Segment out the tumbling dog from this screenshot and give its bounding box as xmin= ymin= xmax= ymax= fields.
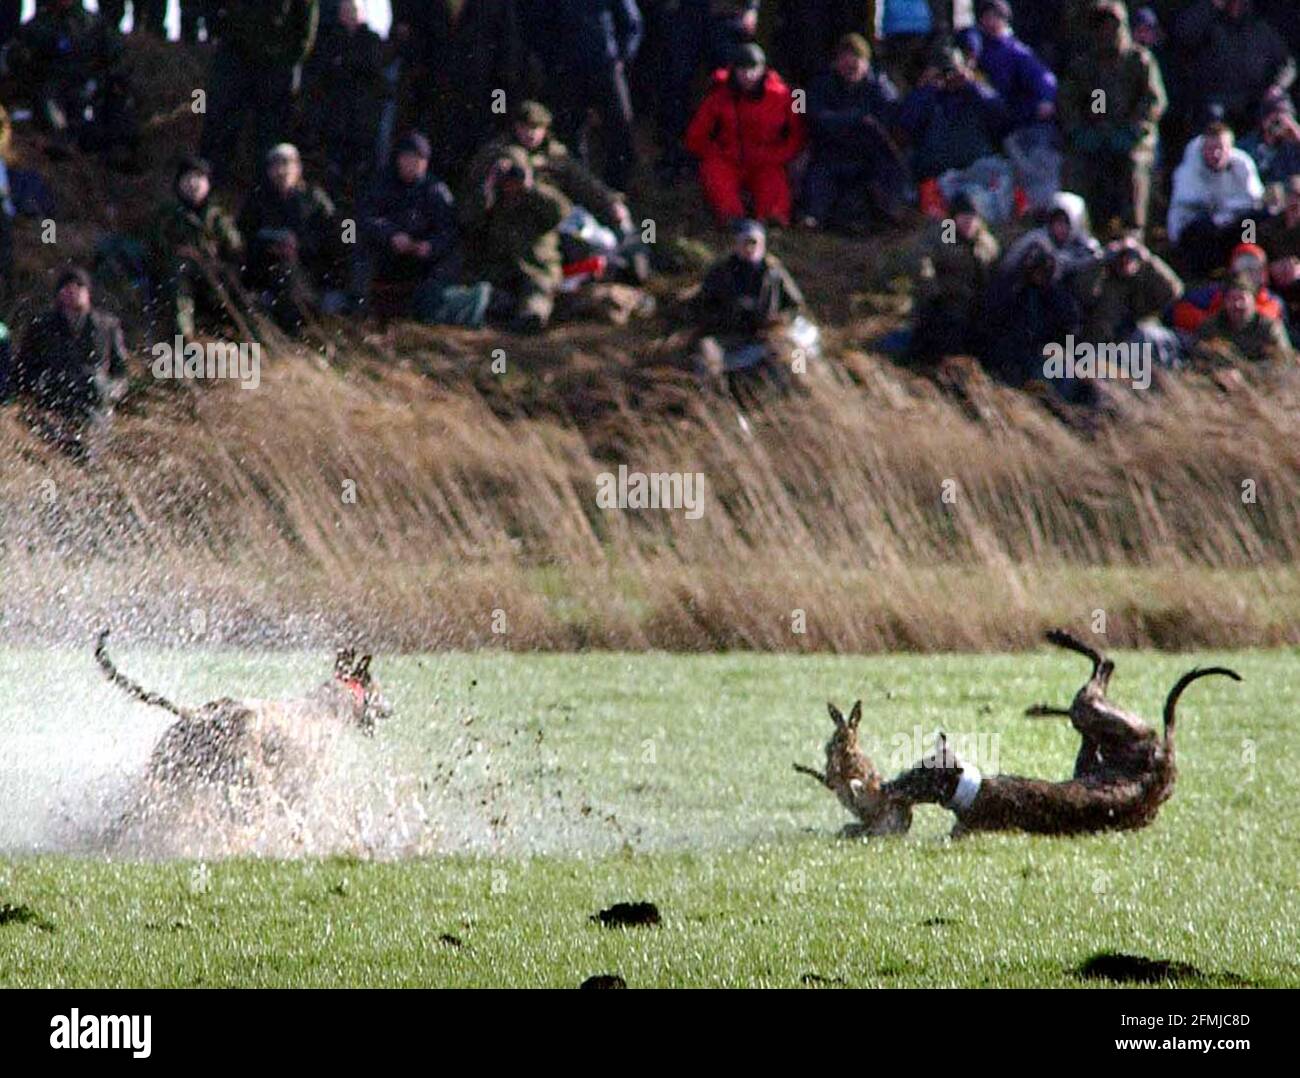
xmin=885 ymin=663 xmax=1240 ymax=837
xmin=95 ymin=629 xmax=390 ymax=807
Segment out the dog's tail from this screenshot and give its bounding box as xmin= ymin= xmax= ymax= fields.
xmin=95 ymin=629 xmax=191 ymax=720
xmin=1162 ymin=666 xmax=1242 ymax=752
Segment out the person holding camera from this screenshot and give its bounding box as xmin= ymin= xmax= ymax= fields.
xmin=1240 ymin=87 xmax=1300 ymax=187
xmin=898 ymin=45 xmax=1012 ymax=223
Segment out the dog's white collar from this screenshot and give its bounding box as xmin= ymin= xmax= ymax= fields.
xmin=947 ymin=765 xmax=983 ymax=813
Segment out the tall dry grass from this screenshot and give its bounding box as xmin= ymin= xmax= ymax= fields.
xmin=3 ymin=329 xmax=1298 ymax=652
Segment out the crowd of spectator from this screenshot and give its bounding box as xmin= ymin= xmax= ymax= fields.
xmin=0 ymin=0 xmax=1298 ymax=459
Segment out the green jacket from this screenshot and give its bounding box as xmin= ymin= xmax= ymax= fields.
xmin=464 ymin=133 xmax=622 ymax=228
xmin=1195 ymin=310 xmax=1295 ymax=365
xmin=914 ymin=218 xmax=1001 ymax=312
xmin=478 ymin=181 xmax=572 ymax=293
xmin=213 ymin=0 xmax=319 ymax=67
xmin=1059 ymin=17 xmax=1166 ymax=161
xmin=148 ymin=197 xmax=244 ymax=277
xmin=1075 ymin=252 xmax=1183 ymax=343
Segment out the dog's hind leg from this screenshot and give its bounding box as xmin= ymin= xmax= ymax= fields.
xmin=1045 ymin=628 xmax=1107 ymax=677
xmin=1025 ymin=705 xmax=1074 ymax=718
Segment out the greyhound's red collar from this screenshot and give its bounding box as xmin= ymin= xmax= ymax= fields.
xmin=339 ymin=677 xmax=367 ymax=706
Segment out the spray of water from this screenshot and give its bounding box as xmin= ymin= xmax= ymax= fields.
xmin=0 ymin=644 xmax=630 ymax=861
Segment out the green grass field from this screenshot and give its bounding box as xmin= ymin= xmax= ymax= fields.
xmin=1 ymin=647 xmax=1296 ymax=987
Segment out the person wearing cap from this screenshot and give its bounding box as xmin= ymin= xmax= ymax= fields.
xmin=237 ymin=144 xmax=346 ymax=332
xmin=692 ymin=218 xmax=806 ymax=383
xmin=801 ymin=32 xmax=906 ymax=232
xmin=147 ymin=155 xmax=244 ymax=339
xmin=357 ymin=132 xmax=487 ymax=324
xmin=9 ymin=267 xmax=128 ymax=458
xmin=199 ymin=1 xmax=320 ymax=183
xmin=1171 ymin=241 xmax=1285 ymax=336
xmin=10 ymin=0 xmax=125 ymax=147
xmin=1074 ymin=236 xmax=1184 ymax=368
xmin=472 ymin=150 xmax=572 ymax=333
xmin=543 ymin=0 xmax=643 ymax=191
xmin=1174 ymin=0 xmax=1295 ymax=138
xmin=303 ymin=0 xmax=388 ymax=203
xmin=967 ymin=0 xmax=1061 ymax=212
xmin=684 ymin=42 xmax=807 ymax=228
xmin=1194 ymin=271 xmax=1294 ymax=364
xmin=1239 ymin=88 xmax=1300 ymax=187
xmin=1168 ymin=120 xmax=1264 ymax=276
xmin=1058 ymin=2 xmax=1166 ymax=238
xmin=389 ymin=0 xmax=522 ymax=182
xmin=909 ymin=190 xmax=1001 ymax=366
xmin=650 ymin=1 xmax=760 ymax=180
xmin=464 ymin=100 xmax=632 ymax=237
xmin=898 ymin=44 xmax=1014 ymax=223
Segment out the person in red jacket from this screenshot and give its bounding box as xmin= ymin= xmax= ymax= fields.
xmin=684 ymin=43 xmax=806 ymax=227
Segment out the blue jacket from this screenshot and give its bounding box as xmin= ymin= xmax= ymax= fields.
xmin=900 ymin=80 xmax=1010 ymax=178
xmin=548 ymin=0 xmax=643 ymax=67
xmin=807 ymin=68 xmax=900 ymax=164
xmin=973 ymin=29 xmax=1056 ymax=130
xmin=879 ymin=0 xmax=932 ymax=37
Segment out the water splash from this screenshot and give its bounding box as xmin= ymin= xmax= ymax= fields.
xmin=0 ymin=646 xmax=630 ymax=861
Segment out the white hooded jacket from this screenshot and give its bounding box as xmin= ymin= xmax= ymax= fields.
xmin=1167 ymin=135 xmax=1264 ymax=244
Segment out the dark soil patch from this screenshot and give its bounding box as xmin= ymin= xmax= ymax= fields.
xmin=800 ymin=972 xmax=846 ymax=987
xmin=1075 ymin=952 xmax=1209 ymax=984
xmin=580 ymin=974 xmax=628 ymax=989
xmin=592 ymin=901 xmax=661 ymax=927
xmin=0 ymin=903 xmax=55 ymax=932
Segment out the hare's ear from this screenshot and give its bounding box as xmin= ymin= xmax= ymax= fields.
xmin=933 ymin=732 xmax=948 ymax=757
xmin=828 ymin=702 xmax=845 ymax=728
xmin=848 ymin=701 xmax=862 ymax=729
xmin=355 ymin=655 xmax=372 ymax=683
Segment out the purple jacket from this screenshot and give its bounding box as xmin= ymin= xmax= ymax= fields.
xmin=975 ymin=28 xmax=1056 ymax=130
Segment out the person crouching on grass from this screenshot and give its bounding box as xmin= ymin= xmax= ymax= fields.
xmin=3 ymin=266 xmax=127 ymax=461
xmin=692 ymin=218 xmax=808 ymax=390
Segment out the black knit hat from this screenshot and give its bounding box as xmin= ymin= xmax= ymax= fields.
xmin=175 ymin=154 xmax=211 ymax=184
xmin=949 ymin=191 xmax=979 ymax=216
xmin=55 ymin=265 xmax=92 ymax=292
xmin=394 ymin=131 xmax=432 ymax=160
